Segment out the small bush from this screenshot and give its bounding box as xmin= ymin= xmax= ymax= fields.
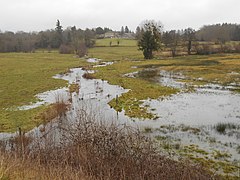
xmin=215 ymin=123 xmax=227 ymax=134
xmin=233 ymin=44 xmax=240 ymax=53
xmin=59 ymin=44 xmax=73 ymax=54
xmin=138 ymin=68 xmax=158 ymax=79
xmin=195 ymin=44 xmax=221 ymax=55
xmin=215 ymin=123 xmax=237 ymax=134
xmin=77 ymin=43 xmax=88 ymax=57
xmin=82 ymin=72 xmax=95 ymax=79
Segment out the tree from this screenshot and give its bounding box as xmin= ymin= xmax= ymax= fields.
xmin=96 ymin=27 xmax=104 ymax=35
xmin=183 ymin=28 xmax=195 ymax=55
xmin=55 ymin=19 xmax=63 ymax=34
xmin=53 ymin=19 xmax=63 ymax=48
xmin=120 ymin=26 xmax=124 ymax=35
xmin=233 ymin=26 xmax=240 ymax=41
xmin=135 ymin=26 xmax=141 ymax=40
xmin=162 ymin=30 xmax=181 ymax=57
xmin=84 ymin=28 xmax=95 ymax=48
xmin=125 ymin=26 xmax=129 ymax=33
xmin=138 ymin=20 xmax=162 ymax=59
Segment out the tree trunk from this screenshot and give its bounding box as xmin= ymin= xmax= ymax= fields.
xmin=187 ymin=40 xmax=192 ymax=55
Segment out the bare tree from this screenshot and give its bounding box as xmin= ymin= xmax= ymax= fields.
xmin=183 ymin=28 xmax=195 ymax=55
xmin=162 ymin=30 xmax=181 ymax=57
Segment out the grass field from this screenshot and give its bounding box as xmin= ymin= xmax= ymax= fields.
xmin=1 ymin=39 xmax=240 ymax=132
xmin=0 ymin=52 xmax=86 ymax=132
xmin=95 ymin=38 xmax=137 ymax=47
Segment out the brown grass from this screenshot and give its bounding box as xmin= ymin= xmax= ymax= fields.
xmin=35 ymin=102 xmax=68 ymax=124
xmin=0 ymin=108 xmax=217 ymax=180
xmin=82 ymin=72 xmax=95 ymax=79
xmin=69 ymin=83 xmax=80 ymax=94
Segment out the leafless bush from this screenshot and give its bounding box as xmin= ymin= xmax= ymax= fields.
xmin=35 ymin=95 xmax=69 ymax=125
xmin=0 ymin=108 xmax=215 ymax=179
xmin=138 ymin=68 xmax=159 ymax=79
xmin=59 ymin=44 xmax=73 ymax=54
xmin=233 ymin=44 xmax=240 ymax=53
xmin=195 ymin=44 xmax=221 ymax=55
xmin=77 ymin=42 xmax=88 ymax=57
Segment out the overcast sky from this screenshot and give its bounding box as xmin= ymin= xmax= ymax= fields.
xmin=0 ymin=0 xmax=239 ymax=32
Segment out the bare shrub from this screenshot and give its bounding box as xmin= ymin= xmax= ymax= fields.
xmin=0 ymin=108 xmax=215 ymax=179
xmin=195 ymin=44 xmax=215 ymax=55
xmin=36 ymin=103 xmax=68 ymax=124
xmin=59 ymin=44 xmax=73 ymax=54
xmin=221 ymin=45 xmax=234 ymax=53
xmin=138 ymin=68 xmax=159 ymax=79
xmin=82 ymin=72 xmax=95 ymax=79
xmin=77 ymin=42 xmax=88 ymax=57
xmin=233 ymin=44 xmax=240 ymax=53
xmin=36 ymin=95 xmax=69 ymax=124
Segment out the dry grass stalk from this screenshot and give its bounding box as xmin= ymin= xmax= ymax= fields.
xmin=0 ymin=108 xmax=216 ymax=179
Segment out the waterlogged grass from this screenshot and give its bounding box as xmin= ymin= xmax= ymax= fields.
xmin=93 ymin=61 xmax=177 ymax=119
xmin=159 ymin=54 xmax=240 ymax=87
xmin=89 ymin=42 xmax=240 ymax=119
xmin=69 ymin=83 xmax=80 ymax=94
xmin=154 ymin=135 xmax=240 ymax=178
xmin=0 ymin=52 xmax=85 ymax=132
xmin=1 ymin=39 xmax=240 ymax=131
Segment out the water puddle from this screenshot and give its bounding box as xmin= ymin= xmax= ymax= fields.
xmin=143 ymin=88 xmax=240 ymax=126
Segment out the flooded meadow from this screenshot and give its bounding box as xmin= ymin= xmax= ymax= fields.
xmin=1 ymin=57 xmax=240 ymax=177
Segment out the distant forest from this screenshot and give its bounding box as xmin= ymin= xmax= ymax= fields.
xmin=0 ymin=21 xmax=240 ymax=54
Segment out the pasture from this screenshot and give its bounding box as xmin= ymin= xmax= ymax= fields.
xmin=1 ymin=39 xmax=240 ymax=132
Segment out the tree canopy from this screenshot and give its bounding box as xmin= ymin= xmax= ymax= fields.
xmin=138 ymin=20 xmax=162 ymax=59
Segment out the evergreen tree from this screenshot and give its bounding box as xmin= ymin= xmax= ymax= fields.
xmin=54 ymin=19 xmax=63 ymax=48
xmin=121 ymin=26 xmax=124 ymax=35
xmin=125 ymin=26 xmax=129 ymax=33
xmin=138 ymin=20 xmax=162 ymax=59
xmin=55 ymin=19 xmax=63 ymax=34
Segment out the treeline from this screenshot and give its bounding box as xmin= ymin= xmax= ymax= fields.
xmin=136 ymin=21 xmax=240 ymax=59
xmin=196 ymin=23 xmax=240 ymax=42
xmin=0 ymin=20 xmax=112 ymax=56
xmin=1 ymin=21 xmax=240 ymax=56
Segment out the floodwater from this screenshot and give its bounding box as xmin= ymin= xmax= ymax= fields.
xmin=143 ymin=88 xmax=240 ymax=126
xmin=123 ymin=69 xmax=240 ymax=164
xmin=1 ymin=60 xmax=240 ymax=172
xmin=0 ymin=60 xmax=130 ymax=140
xmin=145 ymin=70 xmax=240 ymax=126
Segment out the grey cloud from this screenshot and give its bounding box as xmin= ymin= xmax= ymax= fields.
xmin=0 ymin=0 xmax=239 ymax=32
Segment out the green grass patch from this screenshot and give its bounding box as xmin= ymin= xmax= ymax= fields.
xmin=0 ymin=52 xmax=85 ymax=132
xmin=88 ymin=46 xmax=143 ymax=61
xmin=95 ymin=38 xmax=137 ymax=47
